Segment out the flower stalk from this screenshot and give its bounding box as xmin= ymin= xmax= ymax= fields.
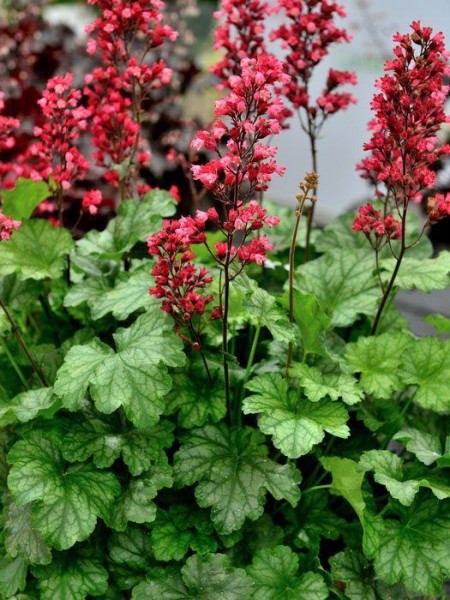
xmin=0 ymin=298 xmax=48 ymax=387
xmin=286 ymin=172 xmax=318 ymax=375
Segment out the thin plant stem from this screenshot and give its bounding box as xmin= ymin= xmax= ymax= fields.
xmin=237 ymin=323 xmax=262 ymax=427
xmin=0 ymin=337 xmax=30 ymax=390
xmin=371 ymin=206 xmax=407 ymax=335
xmin=189 ymin=325 xmax=213 ymax=385
xmin=0 ymin=299 xmax=48 ymax=387
xmin=222 ymin=247 xmax=231 ymax=418
xmin=304 ymin=132 xmax=318 ymax=262
xmin=286 ymin=195 xmax=307 ymax=376
xmin=302 ymin=483 xmax=332 ymax=496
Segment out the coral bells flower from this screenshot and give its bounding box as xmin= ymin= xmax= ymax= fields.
xmin=352 ymin=203 xmax=402 ymax=247
xmin=271 ymin=0 xmax=356 ymax=120
xmin=0 ymin=92 xmax=20 ymax=187
xmin=0 ymin=93 xmax=19 ymax=153
xmin=0 ymin=209 xmax=21 ymax=241
xmin=212 ymin=0 xmax=271 ymax=86
xmin=427 ymin=193 xmax=450 ymax=224
xmin=191 ymin=54 xmax=289 ymax=196
xmin=82 ymin=190 xmax=103 ymax=215
xmin=358 ymin=22 xmax=450 ymax=203
xmin=31 ymin=73 xmax=91 ymax=191
xmin=85 ymin=0 xmax=177 ymax=193
xmin=85 ymin=0 xmax=178 ymax=66
xmin=147 ymin=219 xmax=220 ymax=345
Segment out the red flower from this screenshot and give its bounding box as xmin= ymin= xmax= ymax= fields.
xmin=271 ymin=0 xmax=356 ymax=119
xmin=0 ymin=209 xmax=21 ymax=242
xmin=147 ymin=219 xmax=220 ymax=344
xmin=352 ymin=203 xmax=402 ymax=246
xmin=31 ymin=73 xmax=91 ymax=192
xmin=82 ymin=190 xmax=104 ymax=215
xmin=358 ymin=22 xmax=450 ymax=204
xmin=427 ymin=193 xmax=450 ymax=224
xmin=84 ymin=0 xmax=177 ymax=193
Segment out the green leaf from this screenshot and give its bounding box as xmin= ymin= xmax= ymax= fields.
xmin=315 ymin=210 xmax=432 ymax=260
xmin=321 ymin=456 xmax=366 ymax=520
xmin=0 ymin=388 xmax=58 ymax=426
xmin=63 ymin=417 xmax=173 ymax=476
xmin=109 ymin=479 xmax=158 ymax=531
xmin=108 ymin=526 xmax=153 ymax=571
xmin=243 ymin=287 xmax=297 ymax=343
xmin=244 ymin=373 xmax=350 ymax=458
xmin=423 ymin=313 xmax=450 ymax=336
xmin=400 ymin=337 xmax=450 ymax=413
xmin=359 ymin=449 xmax=450 ymax=505
xmin=264 ymin=200 xmax=319 ymax=253
xmin=247 ymin=545 xmax=328 ymax=600
xmin=280 ymin=289 xmax=330 ymax=358
xmin=4 ymin=500 xmax=52 ymax=565
xmin=0 ymin=219 xmax=74 ymax=280
xmin=359 ymin=451 xmax=418 ymax=506
xmin=393 ymin=428 xmax=445 ymax=466
xmin=0 ymin=557 xmax=27 ymax=598
xmin=165 ymin=372 xmax=225 ymax=429
xmin=329 ymin=549 xmax=376 ymax=600
xmin=293 ymin=492 xmax=346 ymax=555
xmin=151 ymin=505 xmax=217 ymax=562
xmin=1 ymin=178 xmax=50 ymax=220
xmin=7 ymin=433 xmax=120 ymax=550
xmin=345 ymin=332 xmax=412 ymax=399
xmin=290 ymin=363 xmax=363 ymax=405
xmin=383 ymin=251 xmax=450 ymax=292
xmin=63 ymin=276 xmax=112 ymax=312
xmin=77 ymin=195 xmax=176 ymax=259
xmin=54 ymin=310 xmax=185 ymax=425
xmin=32 ymin=549 xmax=108 ymax=600
xmin=294 ymin=249 xmax=379 ymax=327
xmin=174 ymin=424 xmax=301 ymax=534
xmin=364 ymin=498 xmax=450 ymax=595
xmin=315 ymin=212 xmax=370 ymax=254
xmin=91 ymin=264 xmax=154 ymax=320
xmin=108 ymin=461 xmax=172 ymax=531
xmin=132 ymin=553 xmax=252 ymax=600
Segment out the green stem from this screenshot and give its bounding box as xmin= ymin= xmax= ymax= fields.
xmin=237 ymin=323 xmax=262 ymax=427
xmin=378 ymin=504 xmax=391 ymax=518
xmin=302 ymin=483 xmax=332 ymax=496
xmin=0 ymin=299 xmax=48 ymax=387
xmin=399 ymin=393 xmax=415 ymax=419
xmin=0 ymin=337 xmax=30 ymax=390
xmin=286 ymin=196 xmax=307 ymax=377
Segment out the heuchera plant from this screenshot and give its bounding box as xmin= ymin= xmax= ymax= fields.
xmin=0 ymin=2 xmax=449 ymax=599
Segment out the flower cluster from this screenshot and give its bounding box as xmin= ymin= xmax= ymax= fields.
xmin=427 ymin=193 xmax=450 ymax=225
xmin=191 ymin=54 xmax=289 ymax=196
xmin=358 ymin=22 xmax=450 ymax=203
xmin=31 ymin=73 xmax=91 ymax=192
xmin=84 ymin=0 xmax=177 ymax=193
xmin=0 ymin=209 xmax=21 ymax=241
xmin=147 ymin=219 xmax=220 ymax=346
xmin=352 ymin=203 xmax=402 ymax=247
xmin=211 ymin=0 xmax=271 ymax=86
xmin=0 ymin=92 xmax=20 ymax=188
xmin=85 ymin=0 xmax=178 ymax=63
xmin=0 ymin=93 xmax=19 ymax=154
xmin=82 ymin=190 xmax=104 ymax=215
xmin=271 ymin=0 xmax=356 ymax=121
